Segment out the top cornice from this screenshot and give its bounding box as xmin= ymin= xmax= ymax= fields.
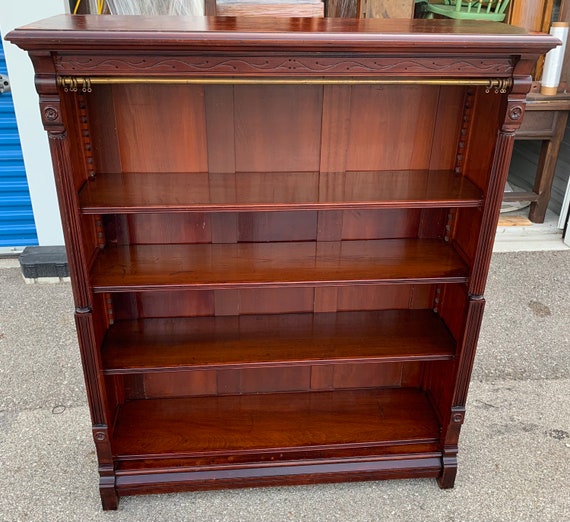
xmin=6 ymin=15 xmax=559 ymax=56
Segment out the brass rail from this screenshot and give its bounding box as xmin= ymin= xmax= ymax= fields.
xmin=57 ymin=76 xmax=512 ymax=93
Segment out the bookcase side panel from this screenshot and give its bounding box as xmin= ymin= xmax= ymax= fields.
xmin=451 ymin=88 xmax=506 ymax=272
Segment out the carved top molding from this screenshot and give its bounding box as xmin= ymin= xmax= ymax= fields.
xmin=55 ymin=55 xmax=515 ymax=78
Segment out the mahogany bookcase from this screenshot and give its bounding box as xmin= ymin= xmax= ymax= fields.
xmin=7 ymin=16 xmax=557 ymax=510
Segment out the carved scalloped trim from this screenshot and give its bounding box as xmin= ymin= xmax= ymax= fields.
xmin=55 ymin=55 xmax=515 ymax=77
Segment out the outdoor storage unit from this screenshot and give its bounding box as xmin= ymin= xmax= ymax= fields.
xmin=0 ymin=40 xmax=37 ymax=249
xmin=7 ymin=15 xmax=557 ymax=510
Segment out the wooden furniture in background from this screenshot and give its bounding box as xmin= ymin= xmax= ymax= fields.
xmin=326 ymin=0 xmax=357 ymax=16
xmin=509 ymin=0 xmax=553 ymax=31
xmin=425 ymin=0 xmax=511 ymax=21
xmin=327 ymin=0 xmax=414 ymax=20
xmin=506 ymin=90 xmax=570 ymax=222
xmin=357 ymin=0 xmax=413 ymax=19
xmin=503 ymin=1 xmax=569 ymax=223
xmin=7 ymin=16 xmax=555 ymax=510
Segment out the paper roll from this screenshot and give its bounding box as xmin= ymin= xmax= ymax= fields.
xmin=541 ymin=22 xmax=569 ymax=96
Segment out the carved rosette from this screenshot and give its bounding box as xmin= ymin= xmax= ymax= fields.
xmin=508 ymin=104 xmax=524 ymax=122
xmin=442 ymin=407 xmax=467 ymax=448
xmin=92 ymin=426 xmax=113 ymax=462
xmin=39 ymin=97 xmax=65 ymax=134
xmin=501 ymin=93 xmax=528 ymax=133
xmin=43 ymin=106 xmax=58 ymax=122
xmin=94 ymin=431 xmax=106 ymax=442
xmin=452 ymin=412 xmax=465 ymax=424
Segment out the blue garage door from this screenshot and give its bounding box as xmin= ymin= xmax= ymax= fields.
xmin=0 ymin=40 xmax=38 ymax=248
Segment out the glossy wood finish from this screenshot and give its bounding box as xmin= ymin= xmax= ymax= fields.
xmin=111 ymin=388 xmax=443 ymax=494
xmin=101 ymin=310 xmax=456 ymax=373
xmin=8 ymin=16 xmax=555 ymax=54
xmin=90 ymin=240 xmax=469 ymax=292
xmin=114 ymin=453 xmax=443 ymax=495
xmin=112 ymin=388 xmax=440 ymax=457
xmin=7 ymin=15 xmax=557 ymax=509
xmin=79 ymin=170 xmax=483 ymax=213
xmin=107 ymin=284 xmax=436 ymax=319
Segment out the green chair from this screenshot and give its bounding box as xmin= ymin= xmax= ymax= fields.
xmin=425 ymin=0 xmax=510 ymax=22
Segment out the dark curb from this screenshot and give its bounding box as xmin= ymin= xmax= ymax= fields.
xmin=19 ymin=246 xmax=69 ymax=279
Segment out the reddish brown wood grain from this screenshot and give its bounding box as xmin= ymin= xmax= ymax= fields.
xmin=6 ymin=13 xmax=558 ymax=509
xmin=235 ymin=85 xmax=322 ymax=173
xmin=111 ymin=290 xmax=216 ymax=320
xmin=111 ymin=388 xmax=440 ymax=458
xmin=90 ymin=239 xmax=469 ymax=292
xmin=346 ymin=85 xmax=439 ymax=171
xmin=235 ymin=287 xmax=315 ymax=314
xmin=6 ymin=16 xmax=556 ymax=55
xmin=112 ymin=85 xmax=208 ymax=174
xmin=101 ymin=310 xmax=456 ymax=373
xmin=113 ymin=454 xmax=443 ymax=496
xmin=115 ymin=213 xmax=213 ymax=245
xmin=79 ymin=170 xmax=482 ymax=213
xmin=134 ymin=360 xmax=426 ymax=398
xmin=337 ymin=283 xmax=435 ymax=311
xmin=144 ymin=370 xmax=218 ymax=398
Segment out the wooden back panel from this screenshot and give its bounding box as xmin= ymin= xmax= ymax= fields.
xmin=87 ymin=83 xmax=464 ymax=176
xmin=87 ymin=79 xmax=470 ymax=399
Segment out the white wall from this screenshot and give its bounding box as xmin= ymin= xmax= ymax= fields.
xmin=0 ymin=1 xmax=68 ymax=246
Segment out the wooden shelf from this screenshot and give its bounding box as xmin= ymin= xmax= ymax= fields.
xmin=90 ymin=239 xmax=469 ymax=292
xmin=11 ymin=14 xmax=556 ymax=508
xmin=79 ymin=170 xmax=483 ymax=213
xmin=111 ymin=388 xmax=440 ymax=459
xmin=101 ymin=310 xmax=456 ymax=374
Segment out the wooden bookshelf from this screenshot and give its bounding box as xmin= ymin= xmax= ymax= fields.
xmin=111 ymin=388 xmax=440 ymax=457
xmin=101 ymin=310 xmax=456 ymax=373
xmin=90 ymin=240 xmax=469 ymax=292
xmin=7 ymin=15 xmax=556 ymax=510
xmin=78 ymin=170 xmax=484 ymax=213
